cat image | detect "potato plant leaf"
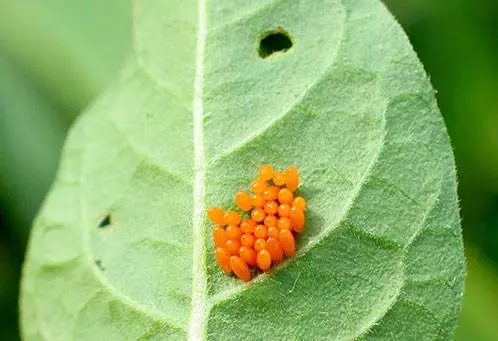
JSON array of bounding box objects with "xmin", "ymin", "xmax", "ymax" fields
[{"xmin": 21, "ymin": 0, "xmax": 465, "ymax": 340}]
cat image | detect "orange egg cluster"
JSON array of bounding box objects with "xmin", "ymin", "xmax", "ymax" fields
[{"xmin": 207, "ymin": 165, "xmax": 306, "ymax": 282}]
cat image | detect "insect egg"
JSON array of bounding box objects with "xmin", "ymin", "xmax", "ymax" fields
[
  {"xmin": 277, "ymin": 188, "xmax": 293, "ymax": 204},
  {"xmin": 254, "ymin": 238, "xmax": 267, "ymax": 252},
  {"xmin": 225, "ymin": 225, "xmax": 241, "ymax": 240},
  {"xmin": 235, "ymin": 190, "xmax": 252, "ymax": 211},
  {"xmin": 254, "ymin": 225, "xmax": 268, "ymax": 239},
  {"xmin": 251, "ymin": 193, "xmax": 265, "ymax": 208},
  {"xmin": 264, "ymin": 200, "xmax": 278, "ymax": 215},
  {"xmin": 215, "ymin": 247, "xmax": 231, "ymax": 273},
  {"xmin": 241, "ymin": 233, "xmax": 255, "ymax": 247},
  {"xmin": 273, "ymin": 172, "xmax": 287, "ymax": 186},
  {"xmin": 277, "ymin": 217, "xmax": 291, "ymax": 230},
  {"xmin": 267, "ymin": 226, "xmax": 279, "ymax": 238},
  {"xmin": 266, "ymin": 237, "xmax": 284, "ymax": 264},
  {"xmin": 230, "ymin": 255, "xmax": 252, "ymax": 282},
  {"xmin": 226, "ymin": 239, "xmax": 241, "ymax": 255},
  {"xmin": 251, "ymin": 179, "xmax": 267, "ymax": 194},
  {"xmin": 263, "ymin": 215, "xmax": 277, "ymax": 228},
  {"xmin": 263, "ymin": 186, "xmax": 279, "ymax": 201},
  {"xmin": 285, "ymin": 166, "xmax": 299, "ymax": 191},
  {"xmin": 279, "ymin": 229, "xmax": 296, "ymax": 257},
  {"xmin": 224, "ymin": 210, "xmax": 241, "ymax": 226},
  {"xmin": 259, "ymin": 165, "xmax": 274, "ymax": 181},
  {"xmin": 293, "ymin": 196, "xmax": 306, "ymax": 210},
  {"xmin": 208, "ymin": 207, "xmax": 225, "ymax": 225},
  {"xmin": 239, "ymin": 246, "xmax": 257, "ymax": 267},
  {"xmin": 257, "ymin": 249, "xmax": 272, "ymax": 271},
  {"xmin": 290, "ymin": 206, "xmax": 305, "ymax": 233},
  {"xmin": 251, "ymin": 208, "xmax": 266, "ymax": 223},
  {"xmin": 212, "ymin": 226, "xmax": 227, "ymax": 247},
  {"xmin": 240, "ymin": 219, "xmax": 256, "ymax": 234},
  {"xmin": 277, "ymin": 204, "xmax": 291, "ymax": 217}
]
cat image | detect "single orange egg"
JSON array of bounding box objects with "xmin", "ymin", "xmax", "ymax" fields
[
  {"xmin": 254, "ymin": 224, "xmax": 268, "ymax": 239},
  {"xmin": 239, "ymin": 246, "xmax": 257, "ymax": 267},
  {"xmin": 251, "ymin": 193, "xmax": 265, "ymax": 208},
  {"xmin": 226, "ymin": 239, "xmax": 241, "ymax": 255},
  {"xmin": 277, "ymin": 204, "xmax": 291, "ymax": 217},
  {"xmin": 251, "ymin": 179, "xmax": 267, "ymax": 194},
  {"xmin": 266, "ymin": 237, "xmax": 284, "ymax": 264},
  {"xmin": 254, "ymin": 238, "xmax": 267, "ymax": 252},
  {"xmin": 225, "ymin": 225, "xmax": 241, "ymax": 240},
  {"xmin": 277, "ymin": 217, "xmax": 291, "ymax": 230},
  {"xmin": 285, "ymin": 167, "xmax": 299, "ymax": 192},
  {"xmin": 207, "ymin": 207, "xmax": 225, "ymax": 225},
  {"xmin": 251, "ymin": 208, "xmax": 265, "ymax": 222},
  {"xmin": 292, "ymin": 196, "xmax": 306, "ymax": 210},
  {"xmin": 212, "ymin": 226, "xmax": 227, "ymax": 247},
  {"xmin": 259, "ymin": 165, "xmax": 274, "ymax": 181},
  {"xmin": 241, "ymin": 233, "xmax": 255, "ymax": 248},
  {"xmin": 290, "ymin": 206, "xmax": 305, "ymax": 233},
  {"xmin": 273, "ymin": 172, "xmax": 287, "ymax": 186},
  {"xmin": 215, "ymin": 247, "xmax": 231, "ymax": 273},
  {"xmin": 267, "ymin": 226, "xmax": 279, "ymax": 238},
  {"xmin": 264, "ymin": 200, "xmax": 278, "ymax": 215},
  {"xmin": 277, "ymin": 188, "xmax": 294, "ymax": 204},
  {"xmin": 230, "ymin": 255, "xmax": 252, "ymax": 282},
  {"xmin": 263, "ymin": 215, "xmax": 277, "ymax": 228},
  {"xmin": 223, "ymin": 210, "xmax": 241, "ymax": 226},
  {"xmin": 257, "ymin": 249, "xmax": 272, "ymax": 271},
  {"xmin": 240, "ymin": 219, "xmax": 256, "ymax": 234},
  {"xmin": 263, "ymin": 186, "xmax": 279, "ymax": 201},
  {"xmin": 235, "ymin": 190, "xmax": 252, "ymax": 211},
  {"xmin": 279, "ymin": 229, "xmax": 296, "ymax": 257}
]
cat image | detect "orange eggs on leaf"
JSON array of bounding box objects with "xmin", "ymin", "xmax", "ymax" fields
[{"xmin": 207, "ymin": 165, "xmax": 306, "ymax": 281}]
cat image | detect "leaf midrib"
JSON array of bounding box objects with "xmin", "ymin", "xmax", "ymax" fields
[{"xmin": 188, "ymin": 0, "xmax": 208, "ymax": 338}]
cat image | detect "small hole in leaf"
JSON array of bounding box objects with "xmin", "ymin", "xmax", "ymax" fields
[
  {"xmin": 258, "ymin": 28, "xmax": 294, "ymax": 58},
  {"xmin": 97, "ymin": 214, "xmax": 112, "ymax": 228}
]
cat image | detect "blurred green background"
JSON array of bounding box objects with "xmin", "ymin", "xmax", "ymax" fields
[{"xmin": 0, "ymin": 1, "xmax": 497, "ymax": 340}]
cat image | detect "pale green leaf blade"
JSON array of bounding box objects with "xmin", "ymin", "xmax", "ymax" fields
[{"xmin": 21, "ymin": 0, "xmax": 465, "ymax": 340}]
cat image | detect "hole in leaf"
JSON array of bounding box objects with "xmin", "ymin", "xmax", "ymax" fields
[
  {"xmin": 97, "ymin": 214, "xmax": 112, "ymax": 228},
  {"xmin": 258, "ymin": 28, "xmax": 294, "ymax": 58}
]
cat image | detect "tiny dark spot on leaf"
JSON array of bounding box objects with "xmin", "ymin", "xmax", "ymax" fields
[
  {"xmin": 97, "ymin": 214, "xmax": 112, "ymax": 229},
  {"xmin": 258, "ymin": 27, "xmax": 294, "ymax": 58},
  {"xmin": 95, "ymin": 259, "xmax": 105, "ymax": 271}
]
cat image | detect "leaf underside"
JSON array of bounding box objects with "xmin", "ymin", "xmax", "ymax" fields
[{"xmin": 21, "ymin": 0, "xmax": 465, "ymax": 340}]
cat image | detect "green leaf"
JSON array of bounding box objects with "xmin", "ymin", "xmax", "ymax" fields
[{"xmin": 21, "ymin": 0, "xmax": 465, "ymax": 340}]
